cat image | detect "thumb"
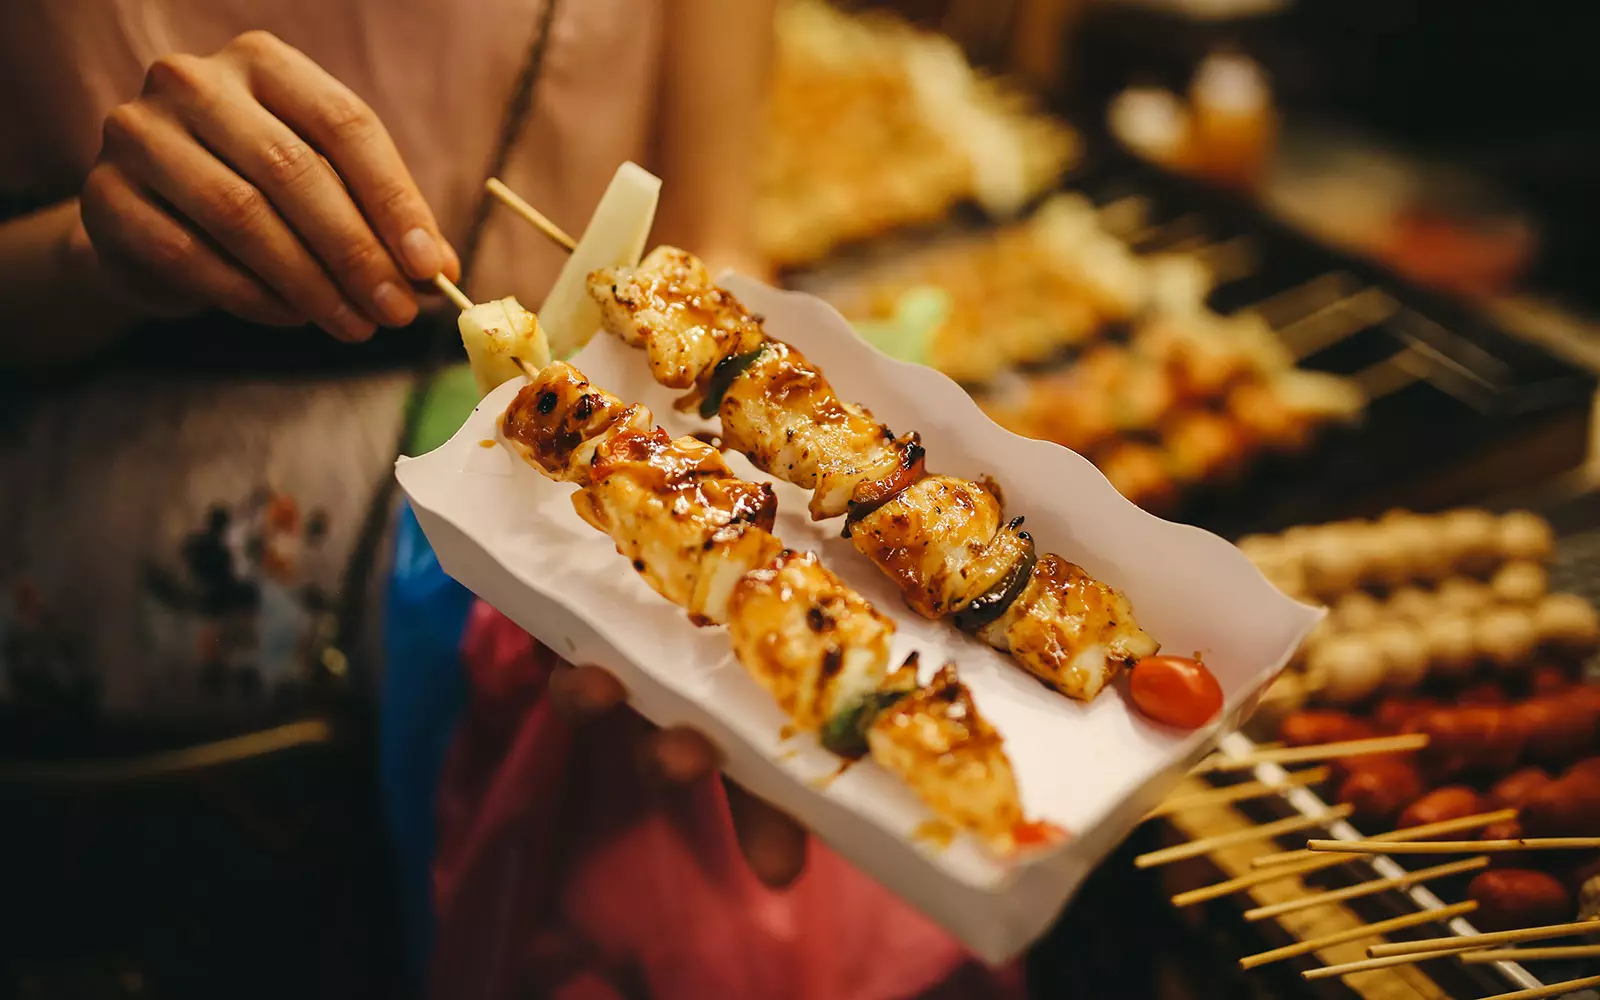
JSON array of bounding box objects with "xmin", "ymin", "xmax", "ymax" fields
[{"xmin": 723, "ymin": 778, "xmax": 808, "ymax": 889}]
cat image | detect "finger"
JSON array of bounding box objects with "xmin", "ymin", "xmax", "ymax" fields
[
  {"xmin": 724, "ymin": 779, "xmax": 809, "ymax": 889},
  {"xmin": 546, "ymin": 663, "xmax": 626, "ymax": 725},
  {"xmin": 80, "ymin": 162, "xmax": 301, "ymax": 326},
  {"xmin": 171, "ymin": 84, "xmax": 419, "ymax": 328},
  {"xmin": 232, "ymin": 32, "xmax": 460, "ymax": 282},
  {"xmin": 101, "ymin": 95, "xmax": 374, "ymax": 341},
  {"xmin": 168, "ymin": 78, "xmax": 420, "ymax": 328},
  {"xmin": 639, "ymin": 726, "xmax": 719, "ymax": 786}
]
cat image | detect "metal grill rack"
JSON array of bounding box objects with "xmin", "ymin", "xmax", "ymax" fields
[{"xmin": 1147, "ymin": 529, "xmax": 1600, "ymax": 998}]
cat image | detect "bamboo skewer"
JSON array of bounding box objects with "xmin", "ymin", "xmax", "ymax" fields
[
  {"xmin": 1368, "ymin": 917, "xmax": 1600, "ymax": 959},
  {"xmin": 1248, "ymin": 271, "xmax": 1361, "ymax": 329},
  {"xmin": 1237, "ymin": 900, "xmax": 1478, "ymax": 970},
  {"xmin": 0, "ymin": 720, "xmax": 333, "ymax": 783},
  {"xmin": 485, "ymin": 177, "xmax": 577, "ymax": 251},
  {"xmin": 1171, "ymin": 851, "xmax": 1356, "ymax": 908},
  {"xmin": 1462, "ymin": 945, "xmax": 1600, "ymax": 964},
  {"xmin": 1244, "ymin": 857, "xmax": 1490, "ymax": 922},
  {"xmin": 1173, "ymin": 812, "xmax": 1515, "ymax": 907},
  {"xmin": 1144, "ymin": 767, "xmax": 1330, "ymax": 818},
  {"xmin": 1301, "ymin": 944, "xmax": 1483, "ymax": 981},
  {"xmin": 1251, "ymin": 809, "xmax": 1517, "ymax": 868},
  {"xmin": 1307, "ymin": 837, "xmax": 1600, "ymax": 856},
  {"xmin": 1191, "ymin": 733, "xmax": 1428, "ymax": 774},
  {"xmin": 1280, "ymin": 286, "xmax": 1400, "ymax": 361},
  {"xmin": 1133, "ymin": 804, "xmax": 1353, "ymax": 869},
  {"xmin": 1477, "ymin": 974, "xmax": 1600, "ymax": 1000},
  {"xmin": 1191, "ymin": 235, "xmax": 1256, "ymax": 285},
  {"xmin": 434, "ymin": 273, "xmax": 473, "ymax": 311},
  {"xmin": 1353, "ymin": 346, "xmax": 1427, "ymax": 402}
]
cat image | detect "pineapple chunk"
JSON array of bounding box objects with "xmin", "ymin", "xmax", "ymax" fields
[
  {"xmin": 458, "ymin": 296, "xmax": 549, "ymax": 396},
  {"xmin": 539, "ymin": 161, "xmax": 661, "ymax": 359}
]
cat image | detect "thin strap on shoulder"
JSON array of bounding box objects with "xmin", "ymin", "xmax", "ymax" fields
[
  {"xmin": 457, "ymin": 0, "xmax": 565, "ymax": 281},
  {"xmin": 327, "ymin": 0, "xmax": 565, "ymax": 683}
]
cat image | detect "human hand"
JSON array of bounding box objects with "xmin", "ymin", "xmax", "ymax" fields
[
  {"xmin": 79, "ymin": 31, "xmax": 460, "ymax": 342},
  {"xmin": 547, "ymin": 662, "xmax": 809, "ymax": 889}
]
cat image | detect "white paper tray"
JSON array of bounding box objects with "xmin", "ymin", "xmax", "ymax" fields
[{"xmin": 396, "ymin": 275, "xmax": 1322, "ymax": 962}]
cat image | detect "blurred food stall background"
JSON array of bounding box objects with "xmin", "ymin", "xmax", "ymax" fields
[
  {"xmin": 746, "ymin": 6, "xmax": 1600, "ymax": 996},
  {"xmin": 761, "ymin": 0, "xmax": 1598, "ymax": 535},
  {"xmin": 8, "ymin": 1, "xmax": 1600, "ymax": 997}
]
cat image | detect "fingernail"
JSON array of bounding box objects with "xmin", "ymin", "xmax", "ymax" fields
[
  {"xmin": 401, "ymin": 228, "xmax": 443, "ymax": 278},
  {"xmin": 329, "ymin": 303, "xmax": 374, "ymax": 342},
  {"xmin": 371, "ymin": 281, "xmax": 416, "ymax": 326}
]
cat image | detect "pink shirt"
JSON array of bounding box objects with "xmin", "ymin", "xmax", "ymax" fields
[
  {"xmin": 0, "ymin": 0, "xmax": 663, "ymax": 303},
  {"xmin": 440, "ymin": 602, "xmax": 1025, "ymax": 1000}
]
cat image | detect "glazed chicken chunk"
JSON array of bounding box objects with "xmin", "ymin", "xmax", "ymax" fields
[
  {"xmin": 588, "ymin": 246, "xmax": 765, "ymax": 389},
  {"xmin": 727, "ymin": 549, "xmax": 894, "ymax": 748},
  {"xmin": 867, "ymin": 662, "xmax": 1027, "ymax": 854},
  {"xmin": 589, "ymin": 246, "xmax": 1162, "ymax": 704},
  {"xmin": 498, "ymin": 358, "xmax": 1045, "ymax": 854},
  {"xmin": 976, "ymin": 555, "xmax": 1159, "ymax": 701}
]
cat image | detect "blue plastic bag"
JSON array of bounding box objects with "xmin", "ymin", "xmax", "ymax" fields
[
  {"xmin": 381, "ymin": 499, "xmax": 473, "ymax": 967},
  {"xmin": 379, "ymin": 363, "xmax": 482, "ymax": 966}
]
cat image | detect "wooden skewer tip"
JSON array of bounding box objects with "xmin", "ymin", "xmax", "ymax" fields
[
  {"xmin": 1146, "ymin": 767, "xmax": 1330, "ymax": 819},
  {"xmin": 1243, "ymin": 857, "xmax": 1490, "ymax": 923},
  {"xmin": 1250, "ymin": 809, "xmax": 1517, "ymax": 868},
  {"xmin": 484, "ymin": 177, "xmax": 577, "ymax": 252},
  {"xmin": 1474, "ymin": 974, "xmax": 1600, "ymax": 1000},
  {"xmin": 1307, "ymin": 837, "xmax": 1600, "ymax": 856},
  {"xmin": 1237, "ymin": 900, "xmax": 1477, "ymax": 970},
  {"xmin": 1301, "ymin": 944, "xmax": 1480, "ymax": 981},
  {"xmin": 1368, "ymin": 917, "xmax": 1600, "ymax": 959},
  {"xmin": 1192, "ymin": 733, "xmax": 1428, "ymax": 773},
  {"xmin": 1133, "ymin": 804, "xmax": 1352, "ymax": 869},
  {"xmin": 1171, "ymin": 852, "xmax": 1351, "ymax": 908},
  {"xmin": 434, "ymin": 273, "xmax": 473, "ymax": 311},
  {"xmin": 1461, "ymin": 945, "xmax": 1600, "ymax": 964}
]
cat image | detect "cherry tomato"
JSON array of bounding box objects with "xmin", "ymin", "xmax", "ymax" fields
[
  {"xmin": 1012, "ymin": 820, "xmax": 1068, "ymax": 849},
  {"xmin": 1129, "ymin": 655, "xmax": 1224, "ymax": 730}
]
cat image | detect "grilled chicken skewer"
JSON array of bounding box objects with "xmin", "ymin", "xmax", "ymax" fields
[
  {"xmin": 500, "ymin": 358, "xmax": 1051, "ymax": 854},
  {"xmin": 588, "ymin": 247, "xmax": 1159, "ymax": 702}
]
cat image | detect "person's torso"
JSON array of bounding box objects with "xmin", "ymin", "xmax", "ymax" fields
[
  {"xmin": 0, "ymin": 0, "xmax": 665, "ymax": 299},
  {"xmin": 0, "ymin": 0, "xmax": 664, "ymax": 724}
]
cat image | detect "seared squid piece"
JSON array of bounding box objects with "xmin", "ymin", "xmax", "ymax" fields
[
  {"xmin": 867, "ymin": 662, "xmax": 1030, "ymax": 854},
  {"xmin": 590, "ymin": 247, "xmax": 1161, "ymax": 703},
  {"xmin": 727, "ymin": 549, "xmax": 895, "ymax": 753}
]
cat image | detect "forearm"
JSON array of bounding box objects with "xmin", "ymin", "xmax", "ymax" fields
[
  {"xmin": 0, "ymin": 200, "xmax": 141, "ymax": 368},
  {"xmin": 650, "ymin": 0, "xmax": 776, "ymax": 275}
]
